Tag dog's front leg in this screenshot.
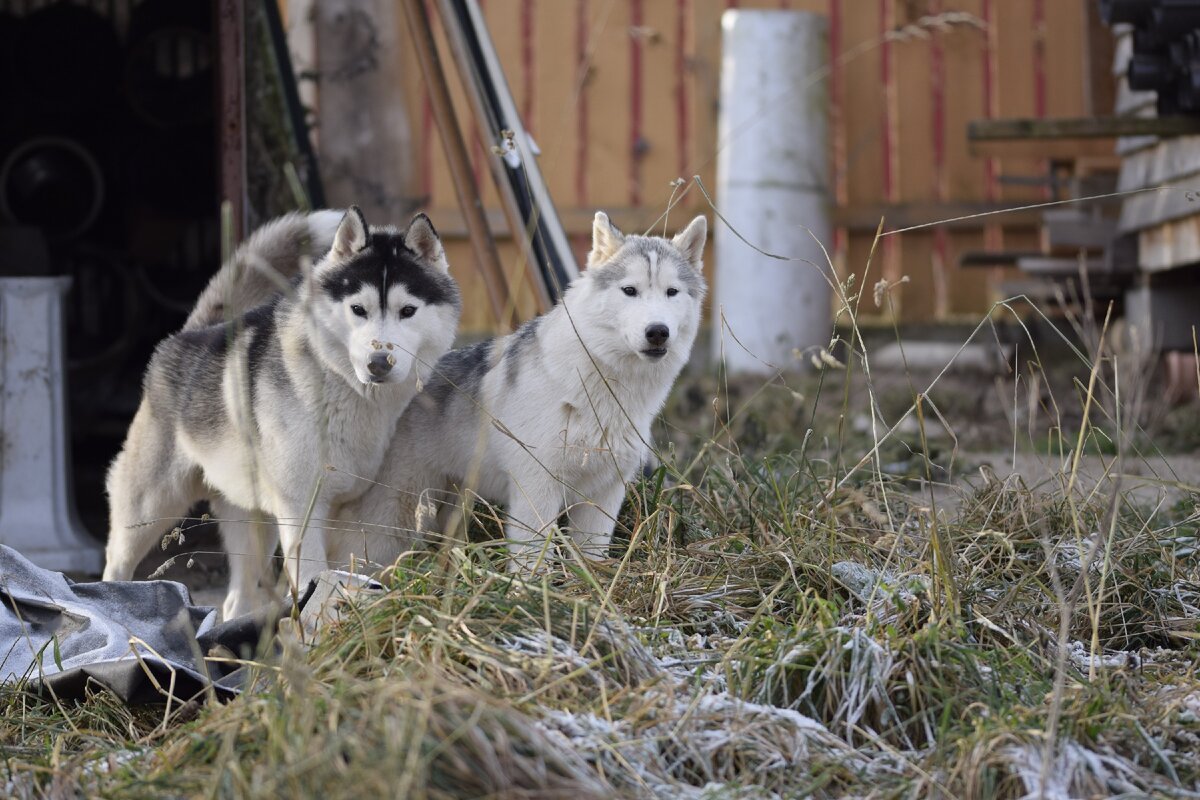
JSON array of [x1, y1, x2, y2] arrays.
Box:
[[213, 497, 279, 619], [566, 481, 627, 562], [278, 501, 331, 599], [502, 485, 562, 574]]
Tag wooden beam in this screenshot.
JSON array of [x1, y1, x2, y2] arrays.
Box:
[[1017, 255, 1107, 276], [970, 138, 1119, 159], [833, 202, 1043, 233], [426, 203, 1045, 241], [959, 250, 1041, 268], [969, 116, 1200, 141], [215, 0, 246, 241], [402, 0, 517, 331]]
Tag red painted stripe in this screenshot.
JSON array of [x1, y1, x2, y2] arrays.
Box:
[[630, 0, 644, 206], [1032, 0, 1049, 199], [1032, 0, 1046, 119], [931, 0, 945, 200], [981, 0, 997, 203], [675, 0, 690, 181], [880, 0, 893, 205], [880, 0, 900, 286], [830, 0, 845, 207], [521, 0, 536, 135], [472, 0, 488, 190], [931, 0, 947, 316], [830, 0, 846, 269], [420, 0, 435, 199], [576, 0, 589, 206]]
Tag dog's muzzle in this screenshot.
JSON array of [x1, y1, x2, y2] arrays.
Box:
[[367, 351, 395, 381], [643, 323, 669, 358]]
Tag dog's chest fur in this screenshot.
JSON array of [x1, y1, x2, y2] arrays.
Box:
[[482, 326, 667, 493], [270, 324, 412, 503], [194, 309, 412, 513]]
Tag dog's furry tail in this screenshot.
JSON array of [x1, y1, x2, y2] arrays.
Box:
[[183, 209, 344, 331]]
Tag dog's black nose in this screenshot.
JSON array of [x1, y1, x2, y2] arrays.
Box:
[[645, 323, 670, 347], [367, 351, 393, 378]]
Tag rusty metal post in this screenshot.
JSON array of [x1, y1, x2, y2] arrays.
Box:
[[216, 0, 247, 242], [402, 0, 517, 331]]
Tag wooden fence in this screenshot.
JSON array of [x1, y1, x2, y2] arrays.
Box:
[[300, 0, 1115, 333]]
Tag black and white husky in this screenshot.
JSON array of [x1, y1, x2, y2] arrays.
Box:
[[102, 208, 461, 617], [334, 212, 707, 573]]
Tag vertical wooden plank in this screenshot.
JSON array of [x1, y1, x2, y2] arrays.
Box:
[[530, 0, 581, 212], [842, 1, 882, 209], [840, 0, 884, 309], [629, 0, 644, 206], [638, 0, 682, 216], [880, 0, 903, 319], [891, 2, 935, 320], [941, 1, 986, 201], [940, 0, 992, 317], [469, 0, 488, 190], [993, 0, 1039, 204], [947, 231, 992, 317], [689, 0, 723, 208], [1044, 0, 1112, 157], [930, 0, 949, 319], [675, 0, 691, 186], [393, 5, 429, 205], [521, 0, 536, 132], [830, 0, 847, 281], [216, 0, 246, 240], [585, 0, 633, 209], [575, 0, 590, 207]]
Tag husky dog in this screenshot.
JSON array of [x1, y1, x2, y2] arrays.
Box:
[[333, 212, 707, 572], [103, 207, 461, 617]]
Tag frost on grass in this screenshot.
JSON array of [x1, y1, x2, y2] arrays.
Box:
[[3, 356, 1200, 798]]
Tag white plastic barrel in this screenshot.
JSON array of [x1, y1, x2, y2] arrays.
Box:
[[714, 10, 833, 374]]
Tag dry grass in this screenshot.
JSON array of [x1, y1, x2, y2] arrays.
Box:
[[5, 199, 1200, 797], [4, 329, 1200, 798]]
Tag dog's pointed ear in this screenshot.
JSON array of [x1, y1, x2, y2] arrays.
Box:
[[671, 215, 707, 270], [587, 211, 625, 268], [405, 213, 449, 272], [333, 206, 369, 256]]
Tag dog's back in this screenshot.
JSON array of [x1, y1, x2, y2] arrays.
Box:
[[184, 209, 344, 331]]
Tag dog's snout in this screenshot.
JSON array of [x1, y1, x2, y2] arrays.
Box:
[[645, 323, 670, 347], [367, 351, 394, 378]]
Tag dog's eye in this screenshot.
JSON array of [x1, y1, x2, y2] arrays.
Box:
[[350, 304, 367, 317], [399, 305, 417, 319], [621, 286, 637, 297], [666, 287, 679, 297]]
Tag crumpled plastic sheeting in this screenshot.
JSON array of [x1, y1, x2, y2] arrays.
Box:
[[0, 544, 253, 703]]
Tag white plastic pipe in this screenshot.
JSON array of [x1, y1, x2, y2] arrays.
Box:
[[714, 10, 832, 374], [0, 277, 103, 574]]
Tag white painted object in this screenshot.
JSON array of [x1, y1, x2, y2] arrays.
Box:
[[0, 277, 102, 574], [714, 10, 832, 374]]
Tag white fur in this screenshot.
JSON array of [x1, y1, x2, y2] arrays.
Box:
[[102, 209, 460, 618], [334, 213, 707, 573]]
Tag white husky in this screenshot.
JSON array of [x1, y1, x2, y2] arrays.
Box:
[[333, 212, 707, 572], [102, 208, 461, 617]]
